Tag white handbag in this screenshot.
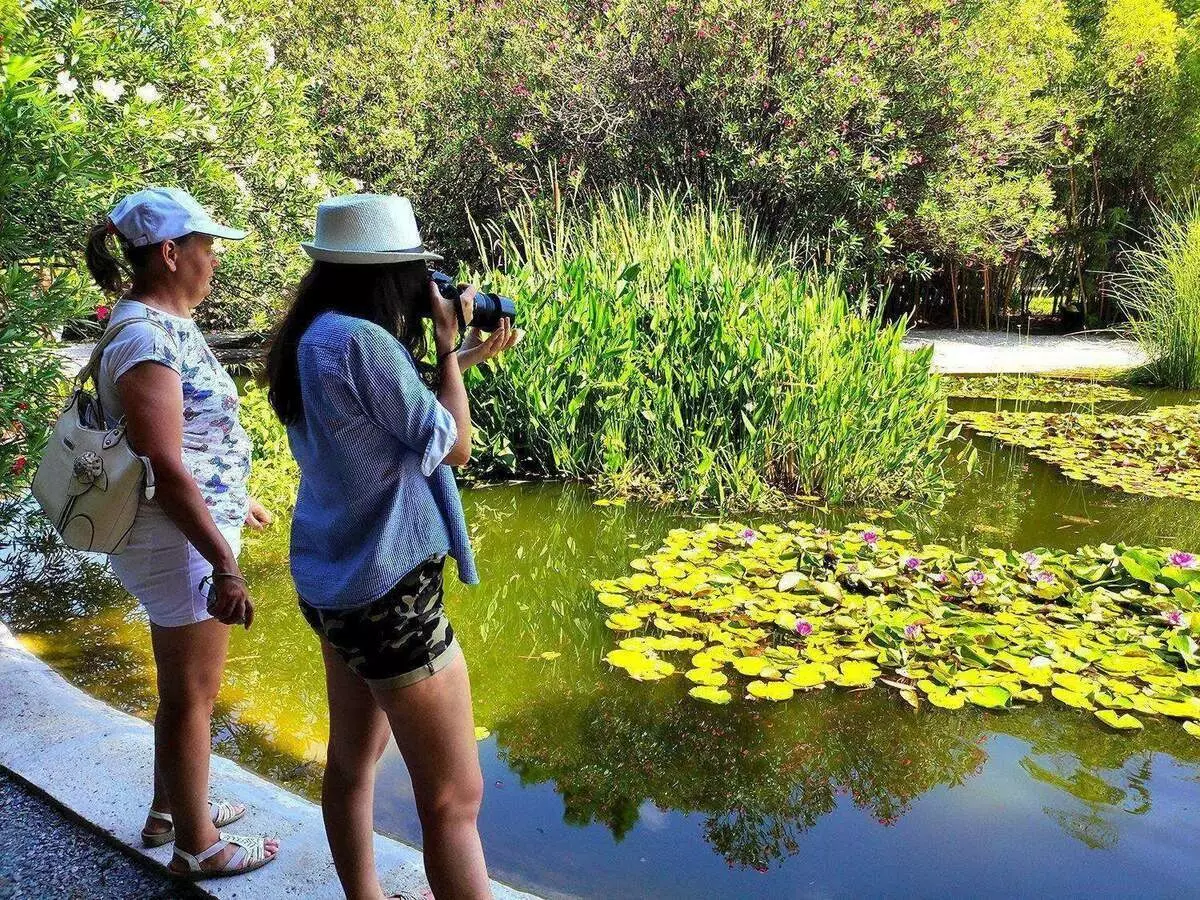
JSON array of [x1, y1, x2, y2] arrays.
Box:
[[31, 316, 168, 554]]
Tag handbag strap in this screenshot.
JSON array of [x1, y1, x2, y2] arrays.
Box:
[[75, 310, 176, 428], [76, 312, 174, 389]]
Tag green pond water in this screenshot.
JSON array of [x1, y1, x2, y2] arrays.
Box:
[[4, 392, 1200, 898]]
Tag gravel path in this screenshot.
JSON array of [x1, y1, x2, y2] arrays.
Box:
[[902, 329, 1147, 374], [0, 768, 210, 900]]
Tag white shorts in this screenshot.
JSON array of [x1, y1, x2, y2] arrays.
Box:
[[109, 502, 242, 628]]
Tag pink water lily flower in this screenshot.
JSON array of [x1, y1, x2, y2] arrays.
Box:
[[861, 531, 879, 547], [930, 571, 950, 585], [1022, 551, 1041, 569], [904, 557, 921, 571], [795, 619, 813, 637], [1164, 610, 1185, 628], [739, 528, 757, 546], [1169, 551, 1197, 569], [904, 623, 922, 640], [966, 570, 986, 587], [1034, 571, 1056, 584]]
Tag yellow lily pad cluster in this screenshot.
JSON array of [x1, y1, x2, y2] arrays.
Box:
[[955, 405, 1200, 500], [946, 375, 1136, 405], [595, 522, 1200, 737]]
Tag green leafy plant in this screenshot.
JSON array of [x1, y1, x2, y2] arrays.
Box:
[[955, 405, 1200, 500], [465, 186, 950, 509], [597, 519, 1200, 738], [1117, 194, 1200, 389]]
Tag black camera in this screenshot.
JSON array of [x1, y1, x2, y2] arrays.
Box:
[[430, 271, 516, 333]]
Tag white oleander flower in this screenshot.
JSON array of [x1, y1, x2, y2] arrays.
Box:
[[259, 38, 276, 69], [55, 70, 78, 97], [92, 77, 125, 103], [135, 83, 161, 104], [54, 53, 65, 64], [350, 178, 364, 191], [205, 124, 219, 142], [233, 173, 250, 196], [302, 172, 321, 189]]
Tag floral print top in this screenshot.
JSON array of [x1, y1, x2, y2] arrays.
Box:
[[97, 299, 251, 528]]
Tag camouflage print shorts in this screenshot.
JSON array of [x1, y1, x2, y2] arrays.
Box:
[[299, 554, 459, 687]]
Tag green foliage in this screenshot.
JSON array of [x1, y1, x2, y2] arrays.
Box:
[[1117, 195, 1200, 388], [239, 382, 298, 513], [464, 187, 950, 508], [955, 404, 1200, 498], [4, 0, 333, 328], [945, 374, 1138, 404], [0, 0, 330, 497], [598, 520, 1200, 739]]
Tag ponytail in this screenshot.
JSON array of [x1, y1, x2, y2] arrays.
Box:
[[85, 221, 126, 294], [85, 220, 193, 295]]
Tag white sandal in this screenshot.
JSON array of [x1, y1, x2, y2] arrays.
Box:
[[141, 799, 246, 848], [170, 831, 278, 880]]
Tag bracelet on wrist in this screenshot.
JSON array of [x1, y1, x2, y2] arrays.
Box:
[[212, 571, 247, 584]]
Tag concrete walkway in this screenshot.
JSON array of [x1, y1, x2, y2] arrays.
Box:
[[902, 328, 1147, 374], [0, 623, 538, 900]]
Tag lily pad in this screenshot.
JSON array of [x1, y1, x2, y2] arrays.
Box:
[[1095, 709, 1143, 731]]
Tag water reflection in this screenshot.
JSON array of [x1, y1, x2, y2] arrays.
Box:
[[4, 455, 1200, 895]]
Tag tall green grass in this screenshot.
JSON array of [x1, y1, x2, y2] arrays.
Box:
[[466, 187, 950, 509], [1118, 195, 1200, 390]]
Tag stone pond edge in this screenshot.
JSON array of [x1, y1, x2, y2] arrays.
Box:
[[0, 622, 541, 900]]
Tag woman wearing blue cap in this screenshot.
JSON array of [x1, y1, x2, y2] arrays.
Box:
[[85, 187, 279, 879]]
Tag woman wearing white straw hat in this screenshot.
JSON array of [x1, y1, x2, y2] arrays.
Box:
[[84, 187, 279, 879], [266, 194, 518, 899]]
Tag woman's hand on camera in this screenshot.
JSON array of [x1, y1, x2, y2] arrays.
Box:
[[208, 572, 255, 629], [458, 318, 523, 369], [429, 279, 475, 354]]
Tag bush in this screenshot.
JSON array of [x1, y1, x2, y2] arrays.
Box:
[[464, 186, 950, 509], [259, 0, 1076, 294], [0, 0, 332, 499], [1117, 194, 1200, 388]]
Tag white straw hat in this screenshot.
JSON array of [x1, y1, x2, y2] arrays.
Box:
[[109, 186, 247, 246], [301, 194, 443, 264]]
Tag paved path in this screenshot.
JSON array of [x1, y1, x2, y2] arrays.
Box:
[[63, 328, 1148, 379], [0, 768, 210, 900], [902, 329, 1147, 374], [0, 623, 538, 900]]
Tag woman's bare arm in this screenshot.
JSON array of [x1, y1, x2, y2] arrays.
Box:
[[117, 362, 252, 625]]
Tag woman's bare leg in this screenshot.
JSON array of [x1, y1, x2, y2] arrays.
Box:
[[319, 639, 392, 900], [150, 618, 278, 871], [370, 651, 491, 900]]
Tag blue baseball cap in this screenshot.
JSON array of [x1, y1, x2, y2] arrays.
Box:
[[108, 186, 248, 247]]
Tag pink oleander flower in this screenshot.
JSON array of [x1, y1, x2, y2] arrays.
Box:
[[739, 528, 757, 546], [966, 570, 986, 587], [1034, 571, 1056, 584], [1164, 610, 1185, 628], [904, 623, 922, 640], [904, 557, 921, 571], [930, 572, 949, 585], [861, 531, 879, 547], [1022, 551, 1040, 569], [1169, 552, 1197, 569], [96, 305, 111, 321], [795, 619, 813, 637]]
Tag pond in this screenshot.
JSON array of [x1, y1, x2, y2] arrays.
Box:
[[3, 392, 1200, 898]]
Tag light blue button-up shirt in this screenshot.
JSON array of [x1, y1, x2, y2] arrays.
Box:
[[287, 311, 478, 610]]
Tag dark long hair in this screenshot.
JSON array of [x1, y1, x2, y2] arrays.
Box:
[[85, 220, 194, 295], [266, 260, 430, 425]]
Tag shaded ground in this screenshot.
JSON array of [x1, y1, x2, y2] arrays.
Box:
[[903, 329, 1146, 374], [0, 768, 209, 900]]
